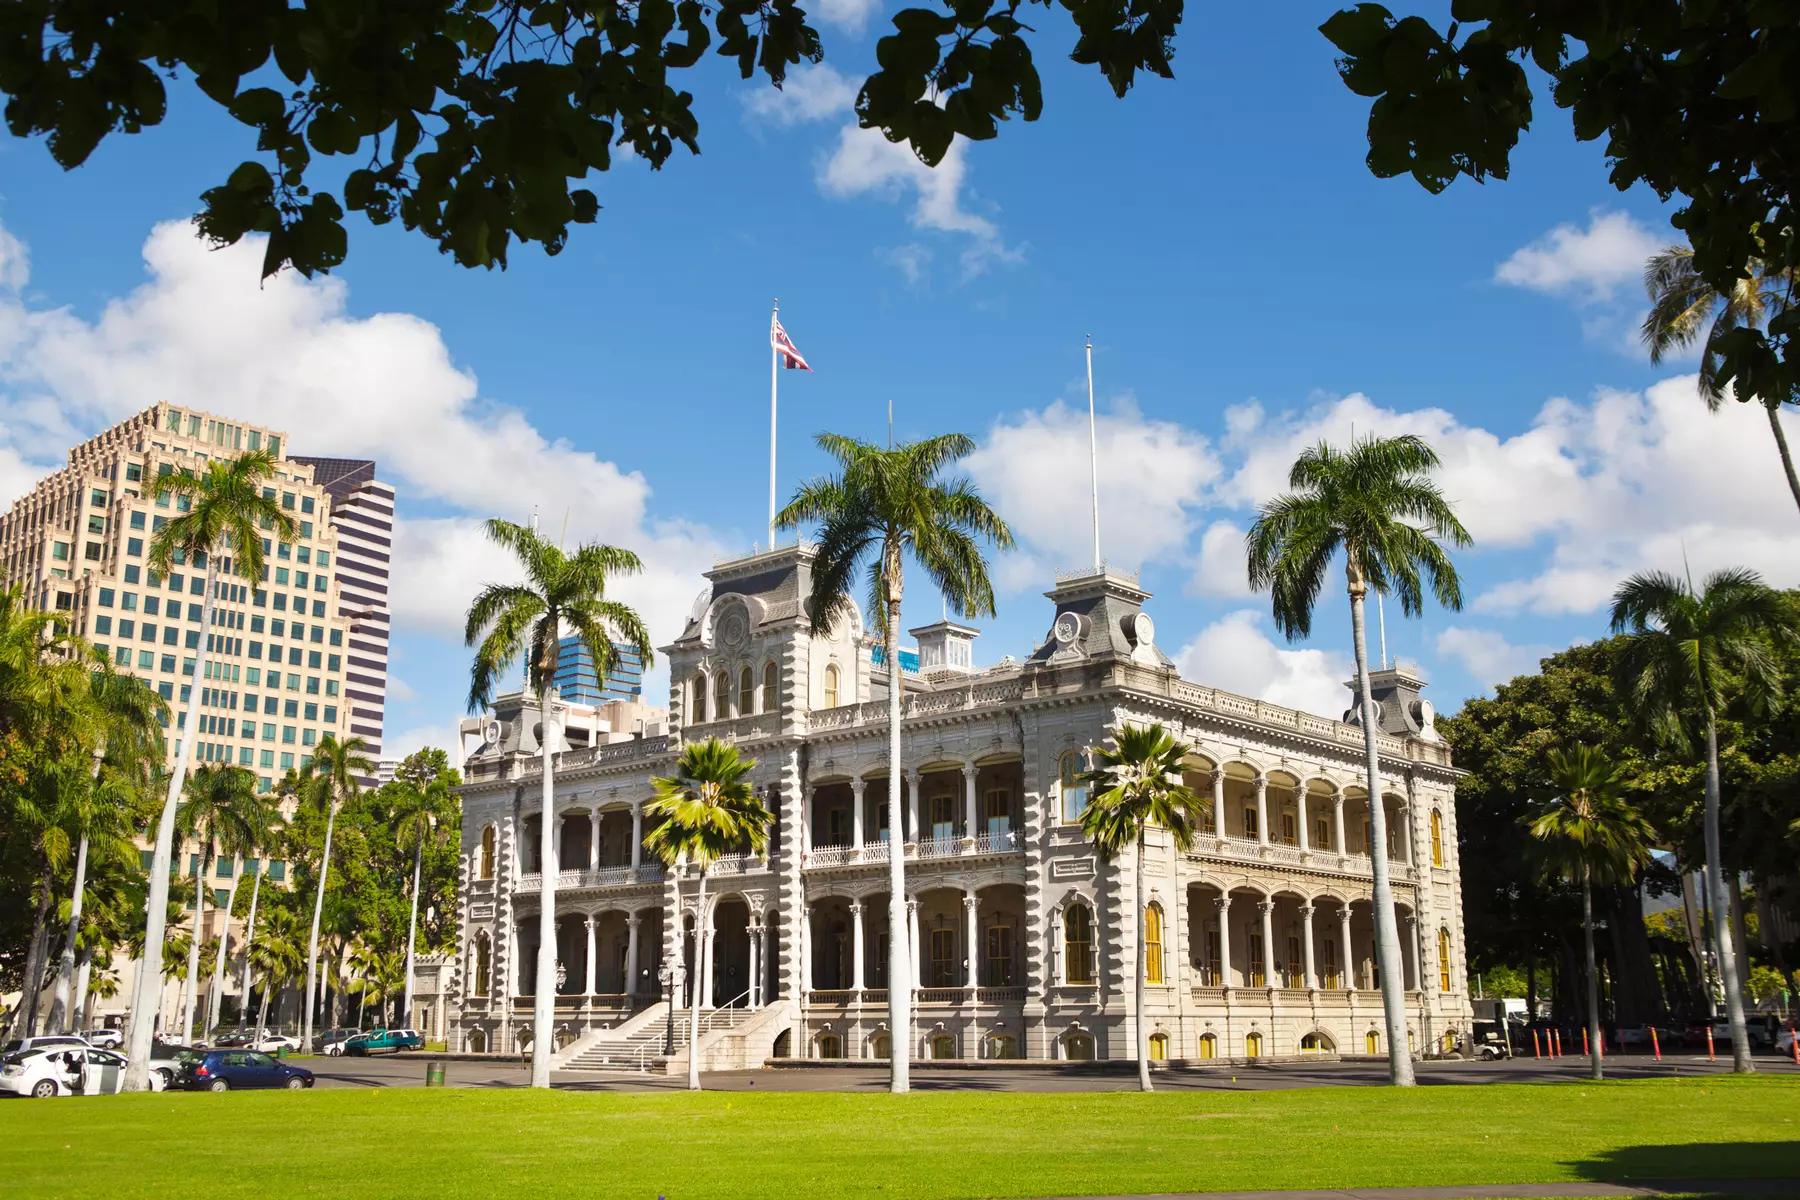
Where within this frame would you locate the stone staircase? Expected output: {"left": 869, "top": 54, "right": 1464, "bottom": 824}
{"left": 554, "top": 1002, "right": 672, "bottom": 1072}
{"left": 561, "top": 993, "right": 793, "bottom": 1074}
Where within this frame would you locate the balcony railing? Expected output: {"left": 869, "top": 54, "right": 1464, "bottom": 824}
{"left": 802, "top": 834, "right": 1015, "bottom": 869}
{"left": 517, "top": 863, "right": 665, "bottom": 891}
{"left": 1193, "top": 837, "right": 1419, "bottom": 883}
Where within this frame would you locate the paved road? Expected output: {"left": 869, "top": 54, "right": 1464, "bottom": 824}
{"left": 304, "top": 1052, "right": 1800, "bottom": 1092}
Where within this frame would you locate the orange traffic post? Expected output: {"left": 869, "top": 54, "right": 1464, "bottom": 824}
{"left": 1707, "top": 1026, "right": 1716, "bottom": 1061}
{"left": 1582, "top": 1027, "right": 1590, "bottom": 1057}
{"left": 1599, "top": 1029, "right": 1606, "bottom": 1057}
{"left": 1554, "top": 1029, "right": 1562, "bottom": 1058}
{"left": 1650, "top": 1026, "right": 1661, "bottom": 1061}
{"left": 1791, "top": 1029, "right": 1797, "bottom": 1066}
{"left": 1532, "top": 1029, "right": 1542, "bottom": 1058}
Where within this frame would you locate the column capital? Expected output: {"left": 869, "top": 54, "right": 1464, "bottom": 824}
{"left": 584, "top": 912, "right": 597, "bottom": 929}
{"left": 1299, "top": 904, "right": 1315, "bottom": 918}
{"left": 628, "top": 912, "right": 643, "bottom": 928}
{"left": 1213, "top": 895, "right": 1232, "bottom": 913}
{"left": 906, "top": 898, "right": 920, "bottom": 915}
{"left": 848, "top": 899, "right": 863, "bottom": 914}
{"left": 961, "top": 762, "right": 978, "bottom": 779}
{"left": 904, "top": 767, "right": 921, "bottom": 784}
{"left": 1209, "top": 769, "right": 1224, "bottom": 786}
{"left": 1332, "top": 789, "right": 1346, "bottom": 805}
{"left": 962, "top": 894, "right": 979, "bottom": 912}
{"left": 1252, "top": 773, "right": 1268, "bottom": 789}
{"left": 1257, "top": 899, "right": 1274, "bottom": 915}
{"left": 850, "top": 777, "right": 866, "bottom": 796}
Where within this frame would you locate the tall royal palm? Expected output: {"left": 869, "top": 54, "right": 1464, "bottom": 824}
{"left": 239, "top": 773, "right": 299, "bottom": 1031}
{"left": 777, "top": 432, "right": 1013, "bottom": 1094}
{"left": 300, "top": 734, "right": 373, "bottom": 1053}
{"left": 1529, "top": 745, "right": 1655, "bottom": 1082}
{"left": 126, "top": 448, "right": 291, "bottom": 1089}
{"left": 393, "top": 775, "right": 455, "bottom": 1027}
{"left": 642, "top": 739, "right": 772, "bottom": 1091}
{"left": 1643, "top": 246, "right": 1800, "bottom": 513}
{"left": 197, "top": 771, "right": 275, "bottom": 1036}
{"left": 1611, "top": 567, "right": 1795, "bottom": 1073}
{"left": 176, "top": 764, "right": 267, "bottom": 1041}
{"left": 465, "top": 518, "right": 653, "bottom": 1088}
{"left": 1246, "top": 433, "right": 1470, "bottom": 1087}
{"left": 1079, "top": 724, "right": 1203, "bottom": 1092}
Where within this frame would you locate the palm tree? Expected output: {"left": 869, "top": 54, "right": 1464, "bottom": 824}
{"left": 1079, "top": 723, "right": 1203, "bottom": 1091}
{"left": 126, "top": 448, "right": 291, "bottom": 1087}
{"left": 199, "top": 776, "right": 275, "bottom": 1037}
{"left": 1245, "top": 432, "right": 1470, "bottom": 1087}
{"left": 392, "top": 775, "right": 455, "bottom": 1027}
{"left": 48, "top": 664, "right": 165, "bottom": 1034}
{"left": 1529, "top": 745, "right": 1657, "bottom": 1081}
{"left": 239, "top": 777, "right": 298, "bottom": 1032}
{"left": 464, "top": 517, "right": 653, "bottom": 1089}
{"left": 1642, "top": 246, "right": 1800, "bottom": 512}
{"left": 642, "top": 739, "right": 772, "bottom": 1091}
{"left": 776, "top": 432, "right": 1014, "bottom": 1093}
{"left": 300, "top": 734, "right": 373, "bottom": 1053}
{"left": 175, "top": 764, "right": 266, "bottom": 1041}
{"left": 249, "top": 904, "right": 304, "bottom": 1040}
{"left": 346, "top": 943, "right": 408, "bottom": 1027}
{"left": 1611, "top": 566, "right": 1796, "bottom": 1073}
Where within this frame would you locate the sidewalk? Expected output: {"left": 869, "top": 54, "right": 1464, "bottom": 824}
{"left": 1041, "top": 1182, "right": 1800, "bottom": 1199}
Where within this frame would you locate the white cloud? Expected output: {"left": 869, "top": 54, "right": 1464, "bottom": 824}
{"left": 811, "top": 0, "right": 882, "bottom": 32}
{"left": 740, "top": 63, "right": 858, "bottom": 126}
{"left": 967, "top": 397, "right": 1219, "bottom": 578}
{"left": 1495, "top": 210, "right": 1665, "bottom": 304}
{"left": 819, "top": 127, "right": 1021, "bottom": 276}
{"left": 878, "top": 243, "right": 932, "bottom": 284}
{"left": 1434, "top": 626, "right": 1554, "bottom": 690}
{"left": 384, "top": 720, "right": 467, "bottom": 766}
{"left": 1190, "top": 519, "right": 1251, "bottom": 597}
{"left": 0, "top": 224, "right": 27, "bottom": 293}
{"left": 1173, "top": 610, "right": 1352, "bottom": 720}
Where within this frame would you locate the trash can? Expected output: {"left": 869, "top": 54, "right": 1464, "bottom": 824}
{"left": 425, "top": 1061, "right": 447, "bottom": 1088}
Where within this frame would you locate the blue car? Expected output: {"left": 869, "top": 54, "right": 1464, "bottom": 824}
{"left": 178, "top": 1050, "right": 315, "bottom": 1092}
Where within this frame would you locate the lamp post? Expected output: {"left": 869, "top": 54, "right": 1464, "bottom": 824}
{"left": 660, "top": 961, "right": 686, "bottom": 1055}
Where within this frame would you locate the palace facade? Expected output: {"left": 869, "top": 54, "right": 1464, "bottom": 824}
{"left": 448, "top": 545, "right": 1470, "bottom": 1067}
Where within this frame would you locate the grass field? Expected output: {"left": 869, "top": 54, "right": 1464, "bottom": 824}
{"left": 1, "top": 1076, "right": 1794, "bottom": 1199}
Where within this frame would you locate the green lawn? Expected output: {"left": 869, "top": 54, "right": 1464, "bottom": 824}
{"left": 1, "top": 1077, "right": 1794, "bottom": 1199}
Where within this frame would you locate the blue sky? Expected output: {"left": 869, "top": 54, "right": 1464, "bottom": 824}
{"left": 2, "top": 4, "right": 1795, "bottom": 759}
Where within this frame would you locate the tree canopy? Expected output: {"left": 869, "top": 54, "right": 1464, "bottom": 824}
{"left": 1, "top": 0, "right": 1183, "bottom": 278}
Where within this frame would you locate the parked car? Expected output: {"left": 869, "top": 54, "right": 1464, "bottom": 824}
{"left": 83, "top": 1028, "right": 124, "bottom": 1050}
{"left": 252, "top": 1033, "right": 301, "bottom": 1054}
{"left": 148, "top": 1043, "right": 201, "bottom": 1090}
{"left": 210, "top": 1032, "right": 255, "bottom": 1049}
{"left": 1614, "top": 1024, "right": 1683, "bottom": 1050}
{"left": 177, "top": 1050, "right": 315, "bottom": 1091}
{"left": 344, "top": 1028, "right": 422, "bottom": 1056}
{"left": 313, "top": 1028, "right": 360, "bottom": 1055}
{"left": 1, "top": 1035, "right": 89, "bottom": 1057}
{"left": 1686, "top": 1020, "right": 1771, "bottom": 1049}
{"left": 0, "top": 1046, "right": 148, "bottom": 1097}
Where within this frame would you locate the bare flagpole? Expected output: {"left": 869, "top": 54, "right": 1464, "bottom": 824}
{"left": 769, "top": 300, "right": 780, "bottom": 549}
{"left": 1086, "top": 336, "right": 1101, "bottom": 571}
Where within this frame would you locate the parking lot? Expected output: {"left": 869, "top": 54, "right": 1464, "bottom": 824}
{"left": 301, "top": 1051, "right": 1800, "bottom": 1092}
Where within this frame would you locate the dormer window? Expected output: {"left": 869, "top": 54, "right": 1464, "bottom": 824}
{"left": 822, "top": 663, "right": 840, "bottom": 708}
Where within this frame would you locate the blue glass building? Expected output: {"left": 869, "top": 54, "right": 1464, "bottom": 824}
{"left": 553, "top": 637, "right": 644, "bottom": 704}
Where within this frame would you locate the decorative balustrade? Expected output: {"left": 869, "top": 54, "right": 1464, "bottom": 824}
{"left": 917, "top": 836, "right": 963, "bottom": 860}
{"left": 973, "top": 830, "right": 1019, "bottom": 854}
{"left": 518, "top": 863, "right": 664, "bottom": 892}
{"left": 803, "top": 844, "right": 857, "bottom": 868}
{"left": 916, "top": 988, "right": 967, "bottom": 1005}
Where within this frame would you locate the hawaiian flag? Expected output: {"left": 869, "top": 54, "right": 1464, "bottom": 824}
{"left": 771, "top": 314, "right": 814, "bottom": 372}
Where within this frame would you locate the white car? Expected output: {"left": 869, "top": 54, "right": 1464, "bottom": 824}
{"left": 84, "top": 1029, "right": 124, "bottom": 1050}
{"left": 254, "top": 1034, "right": 301, "bottom": 1054}
{"left": 0, "top": 1046, "right": 158, "bottom": 1097}
{"left": 1, "top": 1035, "right": 88, "bottom": 1057}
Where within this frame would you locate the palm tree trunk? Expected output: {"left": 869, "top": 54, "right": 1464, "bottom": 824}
{"left": 236, "top": 867, "right": 263, "bottom": 1032}
{"left": 531, "top": 681, "right": 558, "bottom": 1088}
{"left": 47, "top": 832, "right": 90, "bottom": 1034}
{"left": 206, "top": 869, "right": 240, "bottom": 1036}
{"left": 688, "top": 867, "right": 708, "bottom": 1091}
{"left": 1134, "top": 826, "right": 1152, "bottom": 1092}
{"left": 14, "top": 869, "right": 54, "bottom": 1039}
{"left": 303, "top": 801, "right": 340, "bottom": 1055}
{"left": 1704, "top": 712, "right": 1755, "bottom": 1072}
{"left": 1582, "top": 864, "right": 1603, "bottom": 1081}
{"left": 181, "top": 847, "right": 209, "bottom": 1042}
{"left": 72, "top": 946, "right": 93, "bottom": 1033}
{"left": 885, "top": 583, "right": 912, "bottom": 1095}
{"left": 125, "top": 555, "right": 217, "bottom": 1089}
{"left": 1764, "top": 402, "right": 1800, "bottom": 515}
{"left": 403, "top": 837, "right": 423, "bottom": 1029}
{"left": 255, "top": 981, "right": 271, "bottom": 1042}
{"left": 1349, "top": 577, "right": 1415, "bottom": 1086}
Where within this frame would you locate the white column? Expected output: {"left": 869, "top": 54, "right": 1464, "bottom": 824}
{"left": 850, "top": 902, "right": 866, "bottom": 991}
{"left": 630, "top": 802, "right": 643, "bottom": 868}
{"left": 589, "top": 809, "right": 601, "bottom": 871}
{"left": 748, "top": 921, "right": 761, "bottom": 1008}
{"left": 1403, "top": 916, "right": 1418, "bottom": 991}
{"left": 905, "top": 770, "right": 921, "bottom": 847}
{"left": 801, "top": 905, "right": 814, "bottom": 991}
{"left": 1297, "top": 790, "right": 1310, "bottom": 852}
{"left": 1253, "top": 775, "right": 1269, "bottom": 846}
{"left": 1300, "top": 904, "right": 1317, "bottom": 990}
{"left": 624, "top": 913, "right": 641, "bottom": 997}
{"left": 964, "top": 892, "right": 979, "bottom": 988}
{"left": 1395, "top": 797, "right": 1412, "bottom": 863}
{"left": 1340, "top": 907, "right": 1354, "bottom": 992}
{"left": 802, "top": 783, "right": 816, "bottom": 850}
{"left": 1214, "top": 895, "right": 1233, "bottom": 988}
{"left": 700, "top": 903, "right": 714, "bottom": 1008}
{"left": 583, "top": 914, "right": 597, "bottom": 996}
{"left": 1258, "top": 900, "right": 1275, "bottom": 987}
{"left": 1051, "top": 909, "right": 1066, "bottom": 985}
{"left": 1211, "top": 770, "right": 1226, "bottom": 840}
{"left": 1333, "top": 790, "right": 1346, "bottom": 858}
{"left": 907, "top": 899, "right": 921, "bottom": 988}
{"left": 962, "top": 763, "right": 979, "bottom": 847}
{"left": 851, "top": 777, "right": 867, "bottom": 851}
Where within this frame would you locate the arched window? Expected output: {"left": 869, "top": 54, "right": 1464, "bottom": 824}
{"left": 1143, "top": 902, "right": 1165, "bottom": 984}
{"left": 1064, "top": 1033, "right": 1095, "bottom": 1061}
{"left": 1148, "top": 1032, "right": 1169, "bottom": 1061}
{"left": 1245, "top": 1032, "right": 1263, "bottom": 1058}
{"left": 1365, "top": 1030, "right": 1380, "bottom": 1055}
{"left": 468, "top": 1028, "right": 488, "bottom": 1053}
{"left": 690, "top": 673, "right": 707, "bottom": 724}
{"left": 479, "top": 826, "right": 495, "bottom": 880}
{"left": 473, "top": 932, "right": 491, "bottom": 998}
{"left": 822, "top": 663, "right": 840, "bottom": 708}
{"left": 1059, "top": 751, "right": 1089, "bottom": 824}
{"left": 988, "top": 1034, "right": 1017, "bottom": 1060}
{"left": 871, "top": 1034, "right": 891, "bottom": 1060}
{"left": 762, "top": 661, "right": 778, "bottom": 712}
{"left": 1438, "top": 927, "right": 1453, "bottom": 992}
{"left": 1064, "top": 904, "right": 1095, "bottom": 984}
{"left": 714, "top": 670, "right": 732, "bottom": 720}
{"left": 1430, "top": 809, "right": 1444, "bottom": 866}
{"left": 1197, "top": 1033, "right": 1217, "bottom": 1059}
{"left": 739, "top": 665, "right": 756, "bottom": 715}
{"left": 931, "top": 1035, "right": 956, "bottom": 1060}
{"left": 818, "top": 1034, "right": 843, "bottom": 1059}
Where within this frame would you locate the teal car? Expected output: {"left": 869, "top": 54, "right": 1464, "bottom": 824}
{"left": 343, "top": 1029, "right": 423, "bottom": 1056}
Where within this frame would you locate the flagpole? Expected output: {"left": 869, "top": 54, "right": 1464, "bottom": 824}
{"left": 1086, "top": 336, "right": 1101, "bottom": 571}
{"left": 769, "top": 301, "right": 779, "bottom": 550}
